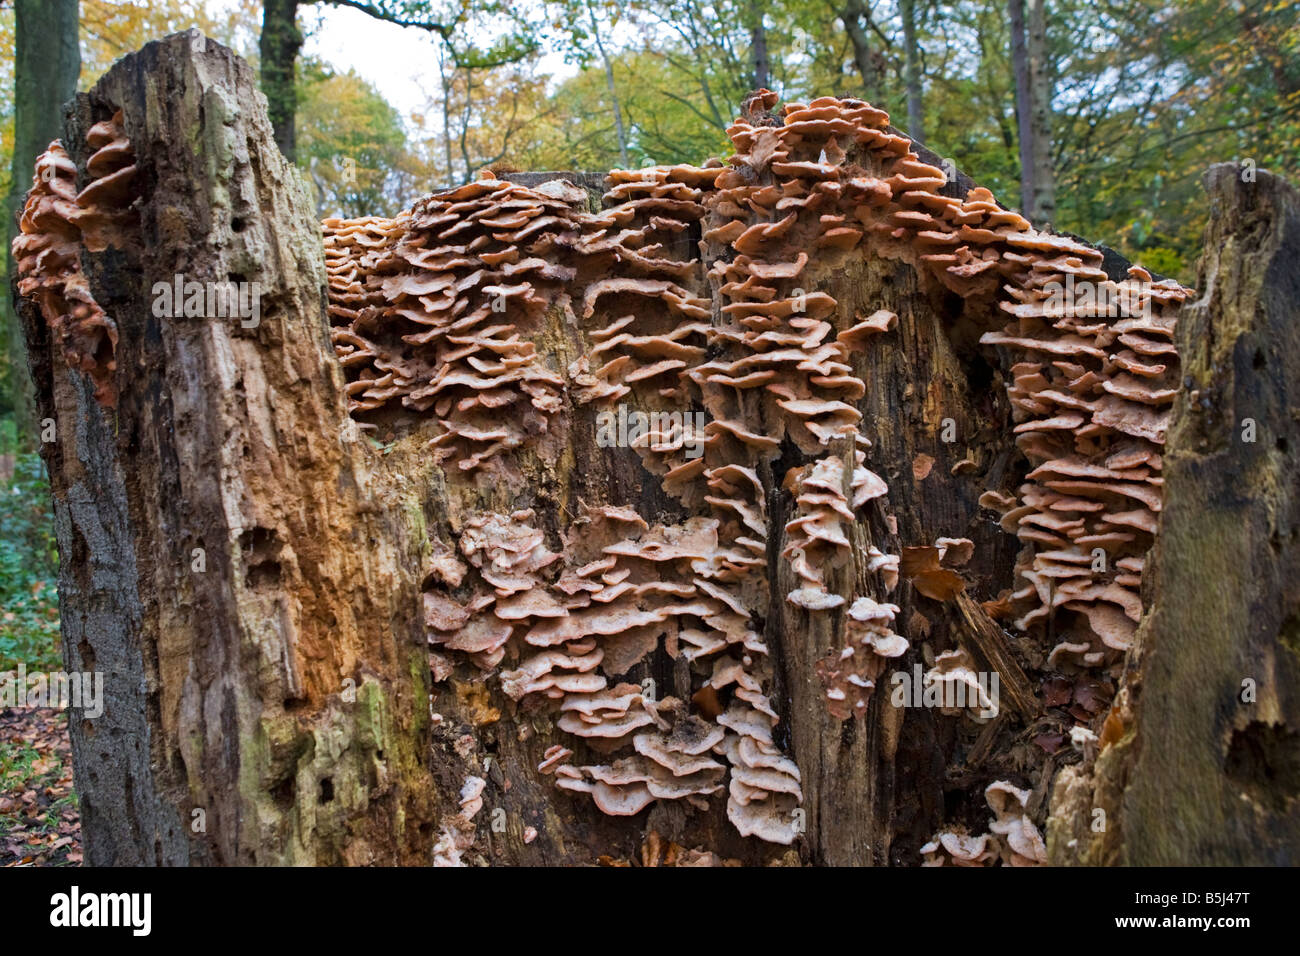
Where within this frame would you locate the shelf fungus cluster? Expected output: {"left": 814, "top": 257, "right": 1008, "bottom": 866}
{"left": 9, "top": 62, "right": 1206, "bottom": 864}
{"left": 569, "top": 163, "right": 721, "bottom": 498}
{"left": 11, "top": 111, "right": 138, "bottom": 406}
{"left": 920, "top": 781, "right": 1048, "bottom": 866}
{"left": 323, "top": 178, "right": 600, "bottom": 467}
{"left": 691, "top": 93, "right": 923, "bottom": 723}
{"left": 357, "top": 91, "right": 1192, "bottom": 853}
{"left": 421, "top": 498, "right": 804, "bottom": 842}
{"left": 691, "top": 92, "right": 1190, "bottom": 680}
{"left": 979, "top": 262, "right": 1188, "bottom": 668}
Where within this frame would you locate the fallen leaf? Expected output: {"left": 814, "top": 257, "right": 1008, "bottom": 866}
{"left": 1099, "top": 707, "right": 1127, "bottom": 748}
{"left": 981, "top": 590, "right": 1015, "bottom": 620}
{"left": 1034, "top": 733, "right": 1064, "bottom": 754}
{"left": 1072, "top": 676, "right": 1112, "bottom": 714}
{"left": 692, "top": 685, "right": 722, "bottom": 719}
{"left": 1042, "top": 676, "right": 1073, "bottom": 708}
{"left": 908, "top": 610, "right": 932, "bottom": 639}
{"left": 900, "top": 546, "right": 965, "bottom": 600}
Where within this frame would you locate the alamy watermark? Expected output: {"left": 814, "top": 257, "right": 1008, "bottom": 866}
{"left": 890, "top": 662, "right": 1000, "bottom": 719}
{"left": 0, "top": 663, "right": 104, "bottom": 719}
{"left": 1042, "top": 273, "right": 1153, "bottom": 321}
{"left": 152, "top": 273, "right": 262, "bottom": 328}
{"left": 50, "top": 887, "right": 151, "bottom": 936}
{"left": 595, "top": 405, "right": 709, "bottom": 459}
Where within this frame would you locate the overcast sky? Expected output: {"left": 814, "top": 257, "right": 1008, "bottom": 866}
{"left": 296, "top": 3, "right": 574, "bottom": 124}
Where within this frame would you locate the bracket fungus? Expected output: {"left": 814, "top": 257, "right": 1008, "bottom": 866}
{"left": 12, "top": 114, "right": 140, "bottom": 406}
{"left": 13, "top": 80, "right": 1197, "bottom": 860}
{"left": 921, "top": 780, "right": 1047, "bottom": 866}
{"left": 366, "top": 90, "right": 1188, "bottom": 849}
{"left": 978, "top": 260, "right": 1187, "bottom": 669}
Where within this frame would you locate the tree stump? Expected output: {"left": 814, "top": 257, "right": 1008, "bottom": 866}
{"left": 14, "top": 33, "right": 1297, "bottom": 867}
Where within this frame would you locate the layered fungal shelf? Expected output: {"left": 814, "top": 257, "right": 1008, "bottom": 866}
{"left": 316, "top": 93, "right": 1189, "bottom": 853}
{"left": 16, "top": 88, "right": 1191, "bottom": 861}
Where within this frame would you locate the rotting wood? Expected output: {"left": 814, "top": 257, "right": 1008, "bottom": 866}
{"left": 952, "top": 591, "right": 1037, "bottom": 722}
{"left": 1047, "top": 164, "right": 1300, "bottom": 866}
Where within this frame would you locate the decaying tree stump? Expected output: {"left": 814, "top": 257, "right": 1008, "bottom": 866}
{"left": 12, "top": 32, "right": 1298, "bottom": 866}
{"left": 18, "top": 32, "right": 434, "bottom": 865}
{"left": 1047, "top": 165, "right": 1300, "bottom": 865}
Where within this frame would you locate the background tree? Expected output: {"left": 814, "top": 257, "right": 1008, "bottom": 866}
{"left": 297, "top": 59, "right": 420, "bottom": 215}
{"left": 1026, "top": 0, "right": 1054, "bottom": 224}
{"left": 80, "top": 0, "right": 259, "bottom": 76}
{"left": 900, "top": 0, "right": 924, "bottom": 140}
{"left": 839, "top": 0, "right": 889, "bottom": 101}
{"left": 549, "top": 0, "right": 632, "bottom": 168}
{"left": 1008, "top": 0, "right": 1034, "bottom": 216}
{"left": 4, "top": 0, "right": 80, "bottom": 452}
{"left": 259, "top": 0, "right": 538, "bottom": 162}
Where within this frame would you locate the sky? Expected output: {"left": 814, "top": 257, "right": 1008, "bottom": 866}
{"left": 296, "top": 3, "right": 574, "bottom": 124}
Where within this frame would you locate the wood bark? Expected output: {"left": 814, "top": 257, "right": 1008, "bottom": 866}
{"left": 1047, "top": 164, "right": 1300, "bottom": 865}
{"left": 23, "top": 31, "right": 433, "bottom": 865}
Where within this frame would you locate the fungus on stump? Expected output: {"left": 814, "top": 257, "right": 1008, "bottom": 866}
{"left": 14, "top": 32, "right": 1296, "bottom": 867}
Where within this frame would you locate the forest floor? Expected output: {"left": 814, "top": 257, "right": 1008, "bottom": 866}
{"left": 0, "top": 706, "right": 80, "bottom": 866}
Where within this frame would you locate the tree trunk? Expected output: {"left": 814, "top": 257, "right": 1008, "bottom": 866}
{"left": 748, "top": 1, "right": 770, "bottom": 92}
{"left": 5, "top": 0, "right": 80, "bottom": 447}
{"left": 259, "top": 0, "right": 301, "bottom": 163}
{"left": 587, "top": 3, "right": 630, "bottom": 169}
{"left": 1047, "top": 164, "right": 1300, "bottom": 866}
{"left": 1026, "top": 0, "right": 1055, "bottom": 225}
{"left": 1008, "top": 0, "right": 1035, "bottom": 218}
{"left": 22, "top": 30, "right": 434, "bottom": 865}
{"left": 901, "top": 0, "right": 924, "bottom": 142}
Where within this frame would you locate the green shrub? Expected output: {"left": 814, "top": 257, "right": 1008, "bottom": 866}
{"left": 0, "top": 448, "right": 61, "bottom": 672}
{"left": 1135, "top": 246, "right": 1186, "bottom": 281}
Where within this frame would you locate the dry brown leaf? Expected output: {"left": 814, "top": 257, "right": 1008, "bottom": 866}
{"left": 900, "top": 546, "right": 966, "bottom": 600}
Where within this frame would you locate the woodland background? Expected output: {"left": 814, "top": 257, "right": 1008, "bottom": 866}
{"left": 0, "top": 0, "right": 1296, "bottom": 865}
